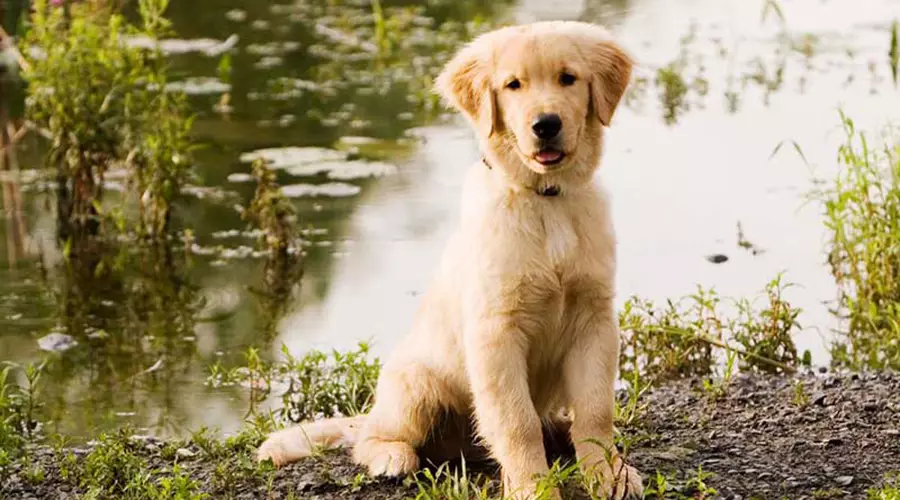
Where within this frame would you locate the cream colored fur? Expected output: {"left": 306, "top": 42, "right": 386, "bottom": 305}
{"left": 258, "top": 21, "right": 642, "bottom": 499}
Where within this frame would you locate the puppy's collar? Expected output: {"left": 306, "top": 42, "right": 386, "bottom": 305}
{"left": 482, "top": 157, "right": 561, "bottom": 197}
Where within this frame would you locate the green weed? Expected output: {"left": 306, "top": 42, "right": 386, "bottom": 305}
{"left": 889, "top": 20, "right": 898, "bottom": 85}
{"left": 209, "top": 342, "right": 380, "bottom": 424}
{"left": 817, "top": 113, "right": 900, "bottom": 370}
{"left": 619, "top": 276, "right": 803, "bottom": 389}
{"left": 869, "top": 472, "right": 900, "bottom": 500}
{"left": 410, "top": 461, "right": 495, "bottom": 500}
{"left": 792, "top": 380, "right": 810, "bottom": 408}
{"left": 0, "top": 360, "right": 45, "bottom": 455}
{"left": 644, "top": 467, "right": 718, "bottom": 499}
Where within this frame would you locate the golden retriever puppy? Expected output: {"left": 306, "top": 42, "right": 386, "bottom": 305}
{"left": 258, "top": 21, "right": 641, "bottom": 499}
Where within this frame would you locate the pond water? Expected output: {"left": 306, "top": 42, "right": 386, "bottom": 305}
{"left": 0, "top": 0, "right": 898, "bottom": 439}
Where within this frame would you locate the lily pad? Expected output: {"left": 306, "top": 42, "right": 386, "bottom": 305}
{"left": 239, "top": 147, "right": 347, "bottom": 169}
{"left": 285, "top": 160, "right": 397, "bottom": 180}
{"left": 281, "top": 183, "right": 361, "bottom": 198}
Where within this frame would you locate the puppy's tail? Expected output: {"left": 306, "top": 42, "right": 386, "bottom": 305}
{"left": 257, "top": 415, "right": 366, "bottom": 466}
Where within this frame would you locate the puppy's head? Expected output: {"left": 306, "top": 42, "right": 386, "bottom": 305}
{"left": 436, "top": 22, "right": 632, "bottom": 183}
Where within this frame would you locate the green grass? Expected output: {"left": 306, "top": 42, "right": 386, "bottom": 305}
{"left": 869, "top": 473, "right": 900, "bottom": 500}
{"left": 643, "top": 467, "right": 718, "bottom": 499}
{"left": 817, "top": 113, "right": 900, "bottom": 370}
{"left": 410, "top": 461, "right": 496, "bottom": 500}
{"left": 619, "top": 275, "right": 805, "bottom": 386}
{"left": 208, "top": 342, "right": 381, "bottom": 424}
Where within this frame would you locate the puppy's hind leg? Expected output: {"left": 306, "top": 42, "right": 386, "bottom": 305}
{"left": 353, "top": 360, "right": 446, "bottom": 477}
{"left": 258, "top": 415, "right": 365, "bottom": 466}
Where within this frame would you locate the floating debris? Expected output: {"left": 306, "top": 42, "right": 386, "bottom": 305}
{"left": 227, "top": 173, "right": 254, "bottom": 183}
{"left": 254, "top": 56, "right": 283, "bottom": 70}
{"left": 246, "top": 42, "right": 301, "bottom": 56}
{"left": 281, "top": 182, "right": 362, "bottom": 198}
{"left": 224, "top": 9, "right": 247, "bottom": 22}
{"left": 38, "top": 332, "right": 78, "bottom": 353}
{"left": 239, "top": 147, "right": 347, "bottom": 169}
{"left": 285, "top": 159, "right": 397, "bottom": 180}
{"left": 125, "top": 35, "right": 239, "bottom": 57}
{"left": 164, "top": 77, "right": 230, "bottom": 95}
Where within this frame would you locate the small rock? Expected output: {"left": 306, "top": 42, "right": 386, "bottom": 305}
{"left": 835, "top": 476, "right": 854, "bottom": 486}
{"left": 812, "top": 392, "right": 827, "bottom": 406}
{"left": 175, "top": 448, "right": 196, "bottom": 458}
{"left": 706, "top": 253, "right": 729, "bottom": 264}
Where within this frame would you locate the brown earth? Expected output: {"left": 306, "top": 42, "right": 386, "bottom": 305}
{"left": 3, "top": 371, "right": 898, "bottom": 499}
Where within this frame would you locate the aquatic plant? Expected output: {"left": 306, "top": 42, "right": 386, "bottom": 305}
{"left": 23, "top": 0, "right": 193, "bottom": 246}
{"left": 243, "top": 159, "right": 304, "bottom": 334}
{"left": 817, "top": 113, "right": 900, "bottom": 370}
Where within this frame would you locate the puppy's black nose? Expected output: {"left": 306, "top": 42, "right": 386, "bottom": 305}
{"left": 531, "top": 113, "right": 562, "bottom": 140}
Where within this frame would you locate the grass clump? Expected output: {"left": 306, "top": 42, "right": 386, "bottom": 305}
{"left": 208, "top": 342, "right": 380, "bottom": 424}
{"left": 818, "top": 113, "right": 900, "bottom": 370}
{"left": 619, "top": 275, "right": 804, "bottom": 385}
{"left": 643, "top": 467, "right": 718, "bottom": 499}
{"left": 0, "top": 361, "right": 44, "bottom": 457}
{"left": 869, "top": 473, "right": 900, "bottom": 500}
{"left": 410, "top": 461, "right": 496, "bottom": 500}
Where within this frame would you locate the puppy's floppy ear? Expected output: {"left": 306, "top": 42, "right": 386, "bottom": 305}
{"left": 581, "top": 33, "right": 633, "bottom": 126}
{"left": 435, "top": 38, "right": 499, "bottom": 138}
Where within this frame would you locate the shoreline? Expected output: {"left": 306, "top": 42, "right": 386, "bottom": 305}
{"left": 3, "top": 371, "right": 897, "bottom": 499}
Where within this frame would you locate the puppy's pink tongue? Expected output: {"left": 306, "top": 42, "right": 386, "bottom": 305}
{"left": 536, "top": 150, "right": 562, "bottom": 163}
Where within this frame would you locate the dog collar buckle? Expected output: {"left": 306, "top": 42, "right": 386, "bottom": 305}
{"left": 536, "top": 185, "right": 561, "bottom": 197}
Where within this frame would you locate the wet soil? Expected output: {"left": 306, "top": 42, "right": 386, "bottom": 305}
{"left": 3, "top": 372, "right": 898, "bottom": 499}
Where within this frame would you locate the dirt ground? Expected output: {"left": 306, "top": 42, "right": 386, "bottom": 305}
{"left": 3, "top": 371, "right": 898, "bottom": 499}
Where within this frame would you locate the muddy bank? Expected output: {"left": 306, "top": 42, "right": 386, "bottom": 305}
{"left": 3, "top": 372, "right": 898, "bottom": 499}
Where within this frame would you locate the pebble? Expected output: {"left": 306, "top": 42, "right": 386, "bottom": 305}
{"left": 175, "top": 448, "right": 196, "bottom": 458}
{"left": 812, "top": 392, "right": 827, "bottom": 406}
{"left": 835, "top": 476, "right": 854, "bottom": 486}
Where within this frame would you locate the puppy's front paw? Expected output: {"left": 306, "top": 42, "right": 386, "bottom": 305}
{"left": 353, "top": 439, "right": 419, "bottom": 476}
{"left": 584, "top": 458, "right": 643, "bottom": 499}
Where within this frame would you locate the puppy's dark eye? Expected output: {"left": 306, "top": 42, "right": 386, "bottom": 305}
{"left": 506, "top": 79, "right": 521, "bottom": 90}
{"left": 559, "top": 72, "right": 577, "bottom": 86}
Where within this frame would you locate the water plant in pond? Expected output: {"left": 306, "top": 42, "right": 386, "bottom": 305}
{"left": 243, "top": 159, "right": 304, "bottom": 334}
{"left": 818, "top": 113, "right": 900, "bottom": 370}
{"left": 23, "top": 0, "right": 193, "bottom": 246}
